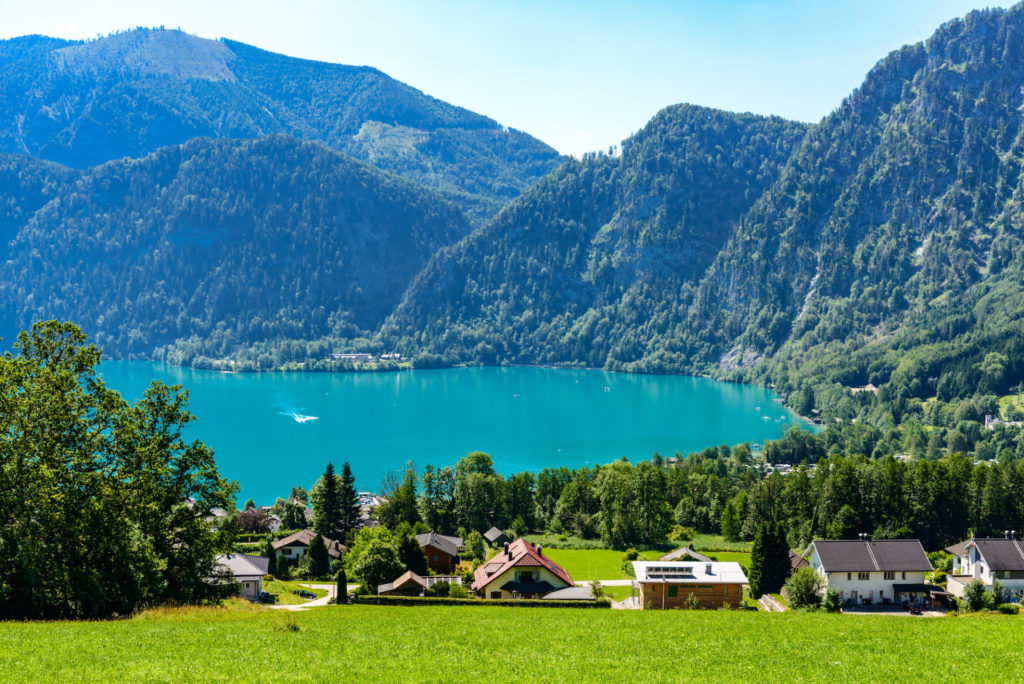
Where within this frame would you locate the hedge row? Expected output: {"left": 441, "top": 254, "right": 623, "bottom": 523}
{"left": 352, "top": 595, "right": 610, "bottom": 609}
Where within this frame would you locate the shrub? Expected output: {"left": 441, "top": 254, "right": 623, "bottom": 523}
{"left": 590, "top": 580, "right": 605, "bottom": 599}
{"left": 449, "top": 584, "right": 469, "bottom": 599}
{"left": 998, "top": 603, "right": 1020, "bottom": 615}
{"left": 784, "top": 567, "right": 825, "bottom": 609}
{"left": 964, "top": 579, "right": 993, "bottom": 612}
{"left": 670, "top": 525, "right": 696, "bottom": 542}
{"left": 425, "top": 581, "right": 451, "bottom": 598}
{"left": 823, "top": 586, "right": 842, "bottom": 613}
{"left": 685, "top": 592, "right": 700, "bottom": 610}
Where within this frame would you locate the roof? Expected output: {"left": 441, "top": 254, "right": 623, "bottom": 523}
{"left": 272, "top": 529, "right": 345, "bottom": 558}
{"left": 471, "top": 538, "right": 573, "bottom": 592}
{"left": 544, "top": 586, "right": 594, "bottom": 601}
{"left": 216, "top": 553, "right": 267, "bottom": 580}
{"left": 947, "top": 538, "right": 1024, "bottom": 570}
{"left": 378, "top": 570, "right": 428, "bottom": 595}
{"left": 632, "top": 561, "right": 748, "bottom": 585}
{"left": 415, "top": 532, "right": 460, "bottom": 557}
{"left": 789, "top": 550, "right": 809, "bottom": 570}
{"left": 484, "top": 526, "right": 505, "bottom": 543}
{"left": 659, "top": 547, "right": 712, "bottom": 562}
{"left": 807, "top": 540, "right": 932, "bottom": 572}
{"left": 240, "top": 553, "right": 270, "bottom": 574}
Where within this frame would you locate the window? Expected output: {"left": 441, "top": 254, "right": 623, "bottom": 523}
{"left": 847, "top": 572, "right": 852, "bottom": 581}
{"left": 884, "top": 572, "right": 895, "bottom": 581}
{"left": 668, "top": 585, "right": 678, "bottom": 598}
{"left": 902, "top": 572, "right": 906, "bottom": 580}
{"left": 724, "top": 586, "right": 728, "bottom": 599}
{"left": 282, "top": 548, "right": 292, "bottom": 556}
{"left": 490, "top": 591, "right": 501, "bottom": 599}
{"left": 433, "top": 555, "right": 439, "bottom": 561}
{"left": 858, "top": 572, "right": 870, "bottom": 581}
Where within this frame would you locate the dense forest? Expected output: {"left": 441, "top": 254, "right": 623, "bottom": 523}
{"left": 0, "top": 28, "right": 560, "bottom": 222}
{"left": 0, "top": 135, "right": 471, "bottom": 360}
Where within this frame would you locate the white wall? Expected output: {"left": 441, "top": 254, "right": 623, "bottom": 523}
{"left": 808, "top": 548, "right": 926, "bottom": 603}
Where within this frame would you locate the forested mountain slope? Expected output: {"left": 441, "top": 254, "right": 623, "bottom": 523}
{"left": 382, "top": 105, "right": 808, "bottom": 368}
{"left": 387, "top": 5, "right": 1024, "bottom": 423}
{"left": 0, "top": 28, "right": 560, "bottom": 222}
{"left": 0, "top": 135, "right": 471, "bottom": 359}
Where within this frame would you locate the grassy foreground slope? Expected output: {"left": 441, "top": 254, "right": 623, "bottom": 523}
{"left": 0, "top": 605, "right": 1019, "bottom": 682}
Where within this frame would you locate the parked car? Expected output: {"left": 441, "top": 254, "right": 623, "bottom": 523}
{"left": 292, "top": 589, "right": 316, "bottom": 599}
{"left": 257, "top": 591, "right": 275, "bottom": 604}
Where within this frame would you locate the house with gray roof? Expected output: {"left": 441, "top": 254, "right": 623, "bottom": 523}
{"left": 415, "top": 531, "right": 462, "bottom": 573}
{"left": 216, "top": 553, "right": 267, "bottom": 600}
{"left": 483, "top": 526, "right": 505, "bottom": 546}
{"left": 804, "top": 538, "right": 933, "bottom": 606}
{"left": 945, "top": 534, "right": 1024, "bottom": 602}
{"left": 659, "top": 546, "right": 712, "bottom": 563}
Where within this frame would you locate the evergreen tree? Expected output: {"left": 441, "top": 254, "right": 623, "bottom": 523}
{"left": 749, "top": 522, "right": 790, "bottom": 598}
{"left": 337, "top": 566, "right": 347, "bottom": 605}
{"left": 313, "top": 462, "right": 343, "bottom": 541}
{"left": 397, "top": 532, "right": 428, "bottom": 576}
{"left": 263, "top": 538, "right": 278, "bottom": 577}
{"left": 307, "top": 532, "right": 330, "bottom": 578}
{"left": 339, "top": 462, "right": 361, "bottom": 536}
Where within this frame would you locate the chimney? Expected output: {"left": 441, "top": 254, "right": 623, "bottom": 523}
{"left": 1006, "top": 530, "right": 1011, "bottom": 539}
{"left": 504, "top": 541, "right": 510, "bottom": 558}
{"left": 537, "top": 545, "right": 543, "bottom": 556}
{"left": 705, "top": 563, "right": 712, "bottom": 575}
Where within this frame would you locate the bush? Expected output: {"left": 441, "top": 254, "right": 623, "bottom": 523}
{"left": 425, "top": 581, "right": 451, "bottom": 598}
{"left": 449, "top": 584, "right": 469, "bottom": 599}
{"left": 823, "top": 586, "right": 842, "bottom": 613}
{"left": 784, "top": 567, "right": 825, "bottom": 609}
{"left": 998, "top": 603, "right": 1020, "bottom": 615}
{"left": 670, "top": 525, "right": 696, "bottom": 542}
{"left": 964, "top": 579, "right": 993, "bottom": 612}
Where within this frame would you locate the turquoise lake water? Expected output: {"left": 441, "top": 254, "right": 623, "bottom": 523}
{"left": 98, "top": 363, "right": 808, "bottom": 505}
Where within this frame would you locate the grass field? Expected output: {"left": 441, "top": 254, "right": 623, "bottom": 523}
{"left": 1, "top": 604, "right": 1019, "bottom": 681}
{"left": 689, "top": 534, "right": 753, "bottom": 552}
{"left": 544, "top": 548, "right": 662, "bottom": 580}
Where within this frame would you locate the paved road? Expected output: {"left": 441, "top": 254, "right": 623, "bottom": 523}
{"left": 268, "top": 582, "right": 339, "bottom": 611}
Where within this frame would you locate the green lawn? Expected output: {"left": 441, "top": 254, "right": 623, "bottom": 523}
{"left": 0, "top": 604, "right": 1019, "bottom": 681}
{"left": 543, "top": 548, "right": 662, "bottom": 580}
{"left": 998, "top": 393, "right": 1024, "bottom": 420}
{"left": 263, "top": 579, "right": 327, "bottom": 605}
{"left": 601, "top": 584, "right": 634, "bottom": 602}
{"left": 689, "top": 534, "right": 753, "bottom": 552}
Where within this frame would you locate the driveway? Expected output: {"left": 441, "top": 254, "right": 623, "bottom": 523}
{"left": 268, "top": 582, "right": 340, "bottom": 611}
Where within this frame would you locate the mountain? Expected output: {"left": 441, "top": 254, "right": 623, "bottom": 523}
{"left": 382, "top": 105, "right": 809, "bottom": 368}
{"left": 0, "top": 28, "right": 561, "bottom": 223}
{"left": 0, "top": 135, "right": 471, "bottom": 360}
{"left": 386, "top": 5, "right": 1024, "bottom": 418}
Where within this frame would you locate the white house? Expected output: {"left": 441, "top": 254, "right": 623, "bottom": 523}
{"left": 216, "top": 553, "right": 268, "bottom": 600}
{"left": 804, "top": 539, "right": 933, "bottom": 606}
{"left": 272, "top": 529, "right": 344, "bottom": 563}
{"left": 945, "top": 535, "right": 1024, "bottom": 601}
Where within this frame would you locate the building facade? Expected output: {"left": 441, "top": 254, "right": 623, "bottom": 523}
{"left": 804, "top": 539, "right": 933, "bottom": 605}
{"left": 632, "top": 561, "right": 747, "bottom": 609}
{"left": 945, "top": 536, "right": 1024, "bottom": 601}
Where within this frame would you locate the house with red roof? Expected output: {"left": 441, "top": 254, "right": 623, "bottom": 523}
{"left": 471, "top": 538, "right": 573, "bottom": 599}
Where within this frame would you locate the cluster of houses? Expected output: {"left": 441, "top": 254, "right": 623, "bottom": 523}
{"left": 329, "top": 352, "right": 405, "bottom": 363}
{"left": 215, "top": 505, "right": 1024, "bottom": 611}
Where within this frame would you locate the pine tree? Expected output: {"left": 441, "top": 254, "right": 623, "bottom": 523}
{"left": 337, "top": 567, "right": 348, "bottom": 605}
{"left": 750, "top": 521, "right": 791, "bottom": 597}
{"left": 339, "top": 462, "right": 361, "bottom": 537}
{"left": 263, "top": 538, "right": 278, "bottom": 577}
{"left": 313, "top": 462, "right": 343, "bottom": 541}
{"left": 308, "top": 532, "right": 330, "bottom": 578}
{"left": 748, "top": 522, "right": 769, "bottom": 598}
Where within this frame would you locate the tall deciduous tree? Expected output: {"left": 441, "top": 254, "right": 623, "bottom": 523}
{"left": 0, "top": 321, "right": 237, "bottom": 619}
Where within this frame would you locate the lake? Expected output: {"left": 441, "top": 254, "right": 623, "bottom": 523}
{"left": 98, "top": 363, "right": 809, "bottom": 505}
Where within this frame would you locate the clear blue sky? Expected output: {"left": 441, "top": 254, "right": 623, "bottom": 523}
{"left": 0, "top": 0, "right": 1006, "bottom": 155}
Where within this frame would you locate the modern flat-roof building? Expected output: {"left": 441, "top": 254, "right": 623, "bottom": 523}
{"left": 631, "top": 561, "right": 747, "bottom": 609}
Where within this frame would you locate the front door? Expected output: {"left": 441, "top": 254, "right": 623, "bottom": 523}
{"left": 850, "top": 590, "right": 858, "bottom": 603}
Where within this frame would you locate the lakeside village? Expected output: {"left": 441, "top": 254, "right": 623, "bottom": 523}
{"left": 212, "top": 476, "right": 1024, "bottom": 616}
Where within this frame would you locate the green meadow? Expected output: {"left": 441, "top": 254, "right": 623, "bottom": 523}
{"left": 0, "top": 604, "right": 1019, "bottom": 682}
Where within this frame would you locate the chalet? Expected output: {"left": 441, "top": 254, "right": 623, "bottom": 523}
{"left": 632, "top": 561, "right": 747, "bottom": 609}
{"left": 804, "top": 538, "right": 933, "bottom": 606}
{"left": 378, "top": 571, "right": 428, "bottom": 596}
{"left": 483, "top": 526, "right": 506, "bottom": 546}
{"left": 471, "top": 539, "right": 573, "bottom": 599}
{"left": 659, "top": 546, "right": 712, "bottom": 563}
{"left": 945, "top": 534, "right": 1024, "bottom": 602}
{"left": 378, "top": 572, "right": 463, "bottom": 596}
{"left": 216, "top": 553, "right": 267, "bottom": 600}
{"left": 272, "top": 529, "right": 344, "bottom": 562}
{"left": 415, "top": 532, "right": 462, "bottom": 573}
